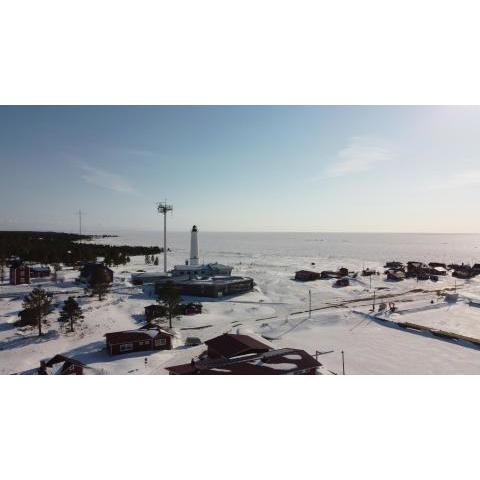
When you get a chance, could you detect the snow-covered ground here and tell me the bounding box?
[1,236,480,374]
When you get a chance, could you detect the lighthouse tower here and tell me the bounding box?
[190,225,199,266]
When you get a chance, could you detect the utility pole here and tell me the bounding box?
[308,289,312,318]
[341,350,345,375]
[157,201,173,273]
[372,289,376,312]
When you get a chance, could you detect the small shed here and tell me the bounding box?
[39,355,85,375]
[430,266,447,276]
[16,309,36,327]
[295,270,320,281]
[179,302,203,315]
[145,303,202,322]
[144,304,167,322]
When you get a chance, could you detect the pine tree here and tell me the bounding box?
[0,256,5,284]
[87,268,111,301]
[156,281,181,329]
[104,253,112,267]
[59,296,84,332]
[153,256,159,266]
[22,287,53,336]
[145,255,151,265]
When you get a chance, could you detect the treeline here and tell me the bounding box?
[0,231,162,265]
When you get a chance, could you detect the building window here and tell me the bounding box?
[120,343,133,352]
[155,338,167,347]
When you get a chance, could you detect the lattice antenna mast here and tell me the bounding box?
[76,210,85,235]
[157,201,173,272]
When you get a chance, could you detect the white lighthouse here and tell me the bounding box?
[190,225,199,266]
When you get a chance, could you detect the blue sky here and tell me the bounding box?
[1,106,480,233]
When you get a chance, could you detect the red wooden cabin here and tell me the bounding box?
[10,265,30,285]
[105,326,174,355]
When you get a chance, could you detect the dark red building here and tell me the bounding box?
[144,302,202,322]
[167,347,321,375]
[38,355,85,375]
[105,325,174,355]
[144,304,166,322]
[179,302,203,315]
[10,265,30,285]
[166,332,321,375]
[295,270,320,281]
[79,263,114,284]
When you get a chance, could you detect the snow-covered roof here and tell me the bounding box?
[105,326,175,344]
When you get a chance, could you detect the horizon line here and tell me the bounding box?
[2,228,480,236]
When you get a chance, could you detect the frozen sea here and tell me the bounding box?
[92,230,480,266]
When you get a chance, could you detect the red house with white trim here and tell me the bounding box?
[10,265,30,285]
[105,325,175,355]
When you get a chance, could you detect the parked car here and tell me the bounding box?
[334,277,350,287]
[185,337,202,347]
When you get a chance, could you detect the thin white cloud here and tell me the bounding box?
[324,136,393,178]
[429,170,480,190]
[78,163,136,194]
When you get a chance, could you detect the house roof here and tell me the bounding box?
[204,333,271,358]
[166,348,321,375]
[139,324,175,335]
[45,354,85,368]
[30,265,51,272]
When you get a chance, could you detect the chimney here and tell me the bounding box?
[190,225,199,266]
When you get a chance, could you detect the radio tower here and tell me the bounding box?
[77,210,84,235]
[157,201,173,272]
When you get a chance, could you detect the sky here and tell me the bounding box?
[1,105,480,233]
